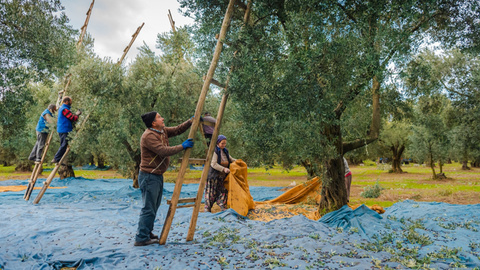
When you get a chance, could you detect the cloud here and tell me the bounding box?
[61,0,194,64]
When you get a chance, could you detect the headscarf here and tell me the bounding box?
[216,134,227,145]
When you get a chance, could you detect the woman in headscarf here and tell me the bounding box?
[204,135,236,212]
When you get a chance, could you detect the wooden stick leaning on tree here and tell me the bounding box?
[158,0,237,245]
[186,0,252,242]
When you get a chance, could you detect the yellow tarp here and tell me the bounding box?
[256,177,385,215]
[224,159,255,216]
[0,185,66,193]
[257,177,322,205]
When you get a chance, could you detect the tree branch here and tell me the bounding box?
[343,138,378,153]
[439,78,473,99]
[121,139,140,162]
[380,11,442,69]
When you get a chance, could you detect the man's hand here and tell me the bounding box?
[181,138,194,149]
[223,168,230,174]
[76,109,82,116]
[190,116,204,121]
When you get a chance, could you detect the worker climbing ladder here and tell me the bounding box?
[159,0,252,245]
[31,22,145,204]
[24,0,95,201]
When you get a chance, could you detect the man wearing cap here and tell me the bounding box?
[52,96,81,163]
[28,104,57,162]
[134,111,194,246]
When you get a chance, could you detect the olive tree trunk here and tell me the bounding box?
[318,123,348,215]
[391,144,405,173]
[59,164,75,179]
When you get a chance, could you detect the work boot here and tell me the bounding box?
[149,232,159,239]
[134,238,158,246]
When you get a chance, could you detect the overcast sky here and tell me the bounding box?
[61,0,194,64]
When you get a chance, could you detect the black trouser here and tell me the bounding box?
[28,132,48,162]
[205,133,212,147]
[54,132,69,162]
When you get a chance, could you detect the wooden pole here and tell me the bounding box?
[77,0,95,48]
[118,23,145,64]
[168,9,176,32]
[159,0,237,245]
[187,92,229,241]
[24,131,53,200]
[187,0,252,241]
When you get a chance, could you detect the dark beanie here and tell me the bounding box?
[141,111,157,128]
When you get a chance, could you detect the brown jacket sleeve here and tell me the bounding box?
[165,119,192,138]
[142,132,184,157]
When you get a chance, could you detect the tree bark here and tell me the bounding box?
[97,155,105,168]
[15,161,32,172]
[318,123,347,215]
[121,139,141,188]
[391,144,405,173]
[472,159,480,168]
[369,76,381,139]
[461,149,470,170]
[132,160,140,188]
[58,164,75,179]
[318,156,347,215]
[429,150,437,179]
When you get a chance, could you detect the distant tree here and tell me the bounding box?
[405,49,480,170]
[408,95,451,178]
[379,121,412,173]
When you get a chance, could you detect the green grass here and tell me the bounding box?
[0,166,16,174]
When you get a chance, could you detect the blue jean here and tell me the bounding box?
[54,132,69,162]
[135,171,164,242]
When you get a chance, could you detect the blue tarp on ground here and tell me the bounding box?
[1,177,480,269]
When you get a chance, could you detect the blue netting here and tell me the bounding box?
[1,177,479,269]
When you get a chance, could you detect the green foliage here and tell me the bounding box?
[404,49,480,167]
[0,0,76,165]
[408,94,451,176]
[360,180,384,198]
[65,30,203,178]
[0,0,77,86]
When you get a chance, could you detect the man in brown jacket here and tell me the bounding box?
[134,111,194,246]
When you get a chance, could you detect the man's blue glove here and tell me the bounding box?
[190,116,204,121]
[182,138,194,149]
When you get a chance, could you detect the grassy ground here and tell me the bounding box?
[2,162,480,209]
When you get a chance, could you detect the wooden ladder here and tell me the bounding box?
[30,22,144,204]
[24,0,95,201]
[159,0,252,245]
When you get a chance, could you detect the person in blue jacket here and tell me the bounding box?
[52,96,81,163]
[28,104,57,162]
